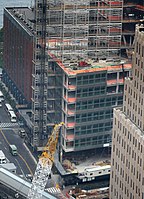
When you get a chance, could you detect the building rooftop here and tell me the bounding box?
[0,162,17,171]
[48,51,132,76]
[4,7,34,36]
[0,168,57,199]
[5,6,132,75]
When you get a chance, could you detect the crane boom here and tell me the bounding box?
[27,122,64,199]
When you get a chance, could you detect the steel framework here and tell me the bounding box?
[31,0,123,148]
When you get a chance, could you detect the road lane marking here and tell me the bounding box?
[17,152,33,176]
[0,129,10,145]
[0,129,33,176]
[23,143,37,165]
[15,158,26,178]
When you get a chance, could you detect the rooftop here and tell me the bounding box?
[0,162,17,171]
[4,7,34,36]
[5,7,132,76]
[0,168,57,199]
[48,51,132,76]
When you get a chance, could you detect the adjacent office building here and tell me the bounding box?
[3,7,34,106]
[110,24,144,199]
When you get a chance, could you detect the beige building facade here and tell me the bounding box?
[110,24,144,199]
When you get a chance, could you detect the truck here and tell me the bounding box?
[9,145,18,156]
[0,150,7,164]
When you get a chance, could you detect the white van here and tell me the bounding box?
[0,150,7,164]
[5,103,13,112]
[9,111,17,123]
[9,145,18,156]
[0,91,4,101]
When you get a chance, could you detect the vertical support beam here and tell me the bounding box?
[31,0,48,148]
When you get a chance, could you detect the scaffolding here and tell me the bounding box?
[89,0,123,59]
[31,0,48,147]
[45,0,123,63]
[31,0,123,148]
[122,0,144,58]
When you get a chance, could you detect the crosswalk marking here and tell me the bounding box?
[45,187,61,194]
[45,187,66,199]
[0,122,19,128]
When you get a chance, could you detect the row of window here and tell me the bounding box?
[114,145,143,171]
[75,134,110,147]
[125,79,144,96]
[135,66,144,81]
[76,109,113,123]
[75,122,112,135]
[75,121,112,131]
[77,73,106,81]
[112,145,143,198]
[77,86,106,97]
[124,82,144,130]
[136,42,144,57]
[114,122,143,153]
[75,126,112,135]
[111,172,142,198]
[77,74,106,85]
[67,87,124,99]
[76,96,123,110]
[111,126,144,198]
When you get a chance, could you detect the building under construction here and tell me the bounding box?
[122,0,144,58]
[2,0,144,154]
[31,0,125,148]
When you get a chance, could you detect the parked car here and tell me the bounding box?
[19,128,26,138]
[26,174,33,182]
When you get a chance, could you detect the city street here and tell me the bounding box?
[0,102,36,177]
[0,101,60,188]
[0,101,11,123]
[0,129,36,175]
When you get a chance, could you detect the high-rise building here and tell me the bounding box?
[110,23,144,199]
[3,7,34,106]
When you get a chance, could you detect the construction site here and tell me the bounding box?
[1,0,144,198]
[3,0,144,150]
[30,0,125,150]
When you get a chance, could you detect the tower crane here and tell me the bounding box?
[27,122,64,199]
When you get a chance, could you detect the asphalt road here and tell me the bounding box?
[0,101,11,123]
[0,102,36,177]
[0,129,36,175]
[0,101,58,188]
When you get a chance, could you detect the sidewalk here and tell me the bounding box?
[23,142,37,165]
[0,81,17,104]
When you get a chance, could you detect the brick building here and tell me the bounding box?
[3,7,34,106]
